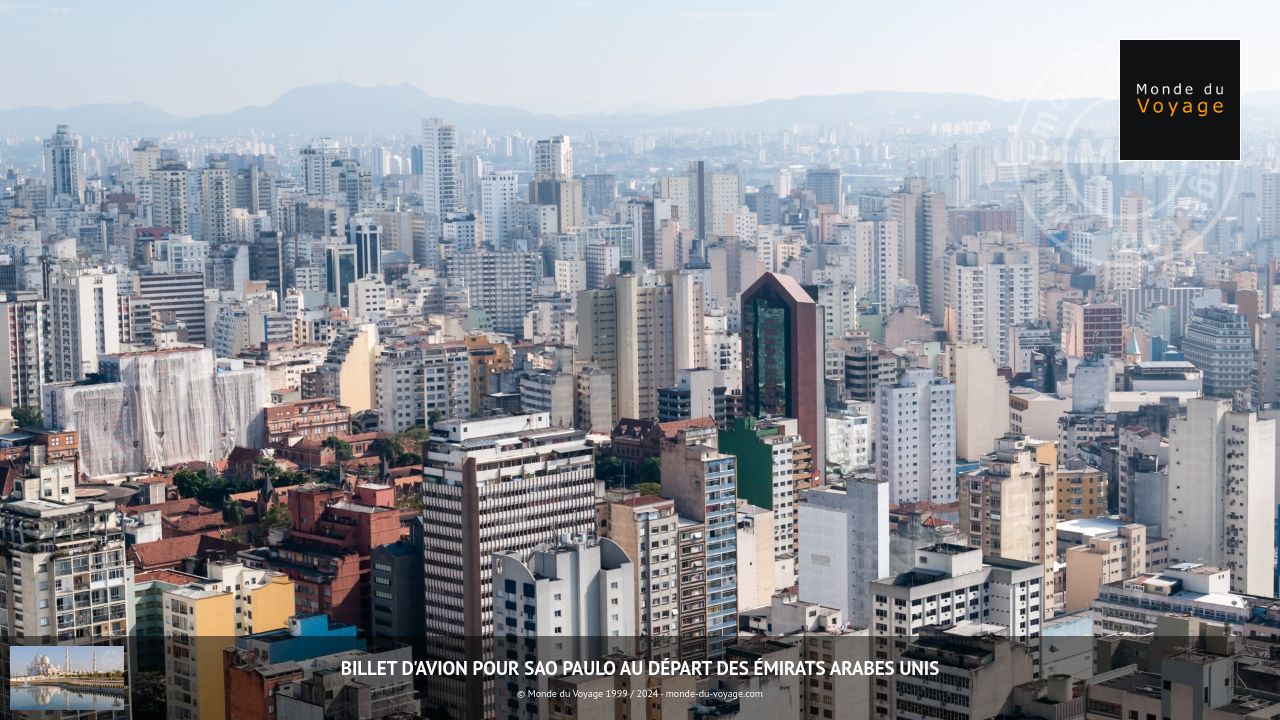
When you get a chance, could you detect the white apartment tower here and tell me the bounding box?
[44,124,83,203]
[534,135,573,179]
[48,266,120,382]
[492,537,634,720]
[945,233,1038,368]
[421,118,460,244]
[479,171,519,248]
[876,368,957,504]
[1164,397,1276,596]
[0,292,49,410]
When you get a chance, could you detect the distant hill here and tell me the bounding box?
[15,83,1280,138]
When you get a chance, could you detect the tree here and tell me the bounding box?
[595,454,624,487]
[322,435,354,461]
[129,672,167,719]
[639,457,662,485]
[222,498,246,525]
[263,502,290,528]
[12,406,41,429]
[633,482,662,497]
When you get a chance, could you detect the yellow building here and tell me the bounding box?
[1056,464,1108,520]
[464,333,512,414]
[1063,523,1167,612]
[162,562,295,720]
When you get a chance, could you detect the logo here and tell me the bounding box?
[1120,39,1240,160]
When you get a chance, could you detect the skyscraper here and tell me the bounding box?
[797,474,888,628]
[44,124,83,203]
[888,179,947,321]
[421,118,459,253]
[876,368,957,503]
[942,342,1011,462]
[421,413,596,718]
[478,171,519,248]
[325,244,357,308]
[739,272,825,474]
[151,159,191,234]
[299,137,344,196]
[944,233,1039,368]
[805,166,842,212]
[578,271,706,420]
[658,423,738,655]
[582,173,617,216]
[200,160,233,244]
[347,217,382,279]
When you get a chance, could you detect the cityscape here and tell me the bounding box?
[4,3,1280,719]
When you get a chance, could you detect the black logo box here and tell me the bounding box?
[1120,39,1240,161]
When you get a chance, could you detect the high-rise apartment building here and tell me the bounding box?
[375,340,471,432]
[492,537,634,720]
[888,180,947,320]
[578,271,705,420]
[869,545,1044,716]
[421,118,459,248]
[201,160,233,245]
[1164,397,1275,595]
[945,233,1038,368]
[445,251,542,335]
[299,138,345,196]
[534,135,573,179]
[135,271,207,345]
[48,266,120,382]
[347,217,382,279]
[658,424,738,655]
[719,417,808,569]
[876,368,957,504]
[1061,299,1124,359]
[0,461,131,641]
[149,159,191,234]
[958,434,1058,595]
[44,124,83,203]
[479,171,519,248]
[1257,314,1280,408]
[805,166,842,212]
[0,291,48,410]
[942,342,1011,462]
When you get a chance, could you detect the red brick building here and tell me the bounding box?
[242,483,401,630]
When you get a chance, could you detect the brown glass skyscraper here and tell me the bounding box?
[740,272,825,475]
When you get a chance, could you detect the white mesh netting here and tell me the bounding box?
[49,349,267,478]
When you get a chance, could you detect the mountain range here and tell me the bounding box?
[3,82,1280,138]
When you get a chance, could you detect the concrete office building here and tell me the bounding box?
[420,413,596,718]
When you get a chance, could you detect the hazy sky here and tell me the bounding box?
[0,0,1271,115]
